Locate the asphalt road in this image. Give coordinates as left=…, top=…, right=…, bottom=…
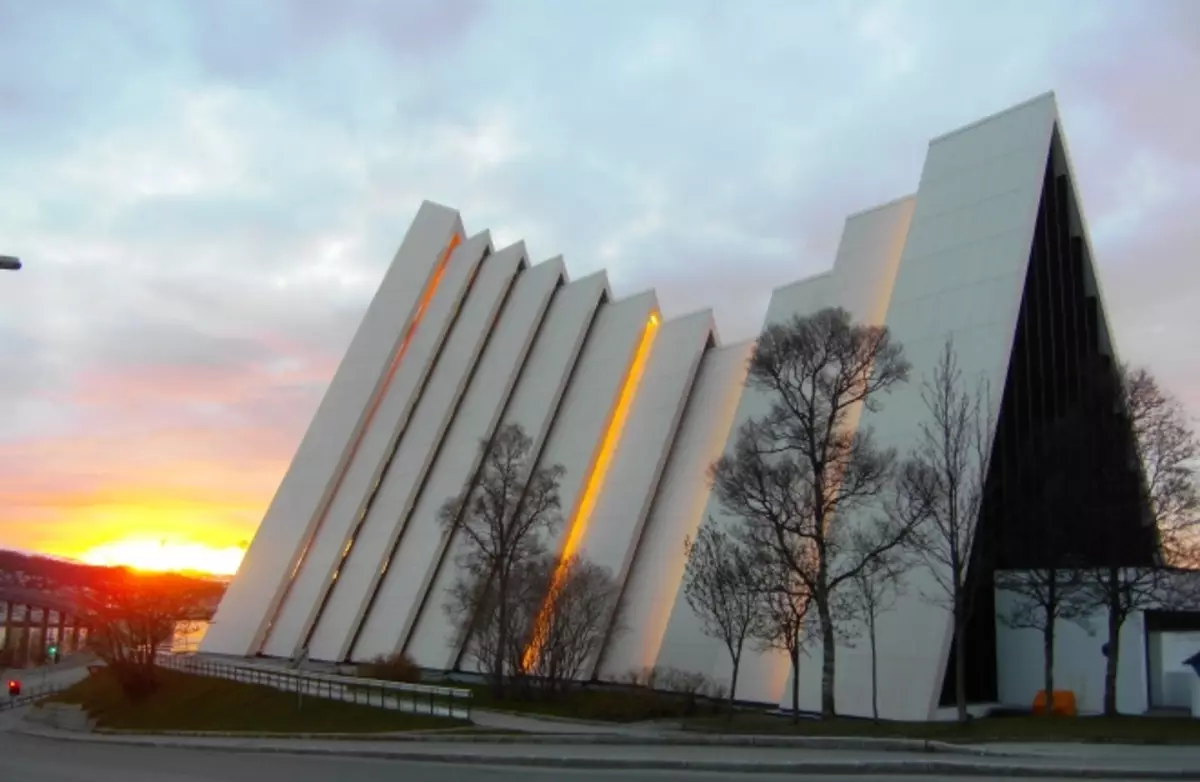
left=0, top=732, right=1115, bottom=782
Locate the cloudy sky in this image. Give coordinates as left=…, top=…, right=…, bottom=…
left=0, top=0, right=1196, bottom=570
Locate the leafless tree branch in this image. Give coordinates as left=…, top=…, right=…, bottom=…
left=710, top=307, right=913, bottom=717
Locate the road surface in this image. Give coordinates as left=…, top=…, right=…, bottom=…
left=0, top=732, right=1106, bottom=782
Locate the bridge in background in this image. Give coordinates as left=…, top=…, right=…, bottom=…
left=0, top=587, right=89, bottom=667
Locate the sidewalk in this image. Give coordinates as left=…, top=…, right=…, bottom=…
left=15, top=721, right=1200, bottom=779
left=469, top=708, right=662, bottom=734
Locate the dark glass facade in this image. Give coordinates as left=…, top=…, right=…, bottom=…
left=938, top=129, right=1158, bottom=706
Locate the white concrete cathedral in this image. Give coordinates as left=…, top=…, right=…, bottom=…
left=202, top=93, right=1129, bottom=720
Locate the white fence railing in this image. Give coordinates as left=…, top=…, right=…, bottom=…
left=155, top=653, right=473, bottom=720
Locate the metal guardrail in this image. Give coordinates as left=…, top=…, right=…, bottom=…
left=155, top=653, right=473, bottom=720
left=1, top=682, right=66, bottom=711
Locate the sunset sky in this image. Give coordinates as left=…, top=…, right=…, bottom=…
left=0, top=1, right=1197, bottom=575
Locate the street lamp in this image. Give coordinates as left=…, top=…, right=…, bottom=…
left=0, top=255, right=20, bottom=271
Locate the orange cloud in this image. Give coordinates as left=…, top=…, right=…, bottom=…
left=0, top=346, right=328, bottom=571
left=0, top=422, right=294, bottom=574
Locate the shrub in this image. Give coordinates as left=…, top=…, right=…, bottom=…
left=107, top=660, right=159, bottom=700
left=613, top=666, right=725, bottom=719
left=357, top=652, right=421, bottom=683
left=660, top=667, right=718, bottom=716
left=623, top=666, right=661, bottom=690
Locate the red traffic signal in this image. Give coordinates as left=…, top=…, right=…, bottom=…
left=7, top=680, right=20, bottom=697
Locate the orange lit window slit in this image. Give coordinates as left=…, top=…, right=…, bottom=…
left=523, top=312, right=661, bottom=669
left=259, top=232, right=461, bottom=649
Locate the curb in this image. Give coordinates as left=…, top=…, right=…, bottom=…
left=13, top=726, right=1200, bottom=779
left=83, top=727, right=997, bottom=756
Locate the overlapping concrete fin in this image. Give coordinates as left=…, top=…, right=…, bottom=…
left=201, top=201, right=464, bottom=657
left=260, top=230, right=492, bottom=659
left=408, top=270, right=610, bottom=669
left=306, top=241, right=528, bottom=662
left=581, top=308, right=719, bottom=678
left=351, top=255, right=565, bottom=662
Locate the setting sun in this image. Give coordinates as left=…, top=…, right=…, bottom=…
left=80, top=539, right=245, bottom=576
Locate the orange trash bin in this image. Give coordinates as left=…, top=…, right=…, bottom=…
left=1032, top=689, right=1077, bottom=716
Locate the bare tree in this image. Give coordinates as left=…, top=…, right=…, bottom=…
left=683, top=522, right=767, bottom=715
left=440, top=423, right=565, bottom=696
left=527, top=555, right=622, bottom=695
left=844, top=552, right=905, bottom=722
left=85, top=572, right=203, bottom=698
left=996, top=565, right=1091, bottom=713
left=445, top=558, right=543, bottom=692
left=710, top=307, right=913, bottom=717
left=751, top=559, right=812, bottom=724
left=1074, top=364, right=1200, bottom=715
left=898, top=339, right=993, bottom=722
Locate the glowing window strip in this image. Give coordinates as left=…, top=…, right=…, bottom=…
left=524, top=311, right=660, bottom=667
left=257, top=232, right=462, bottom=653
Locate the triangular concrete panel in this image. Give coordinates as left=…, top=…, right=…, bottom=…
left=789, top=93, right=1062, bottom=720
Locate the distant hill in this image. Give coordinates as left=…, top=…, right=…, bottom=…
left=0, top=549, right=227, bottom=616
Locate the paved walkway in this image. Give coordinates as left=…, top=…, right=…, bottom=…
left=189, top=655, right=670, bottom=735
left=469, top=708, right=665, bottom=734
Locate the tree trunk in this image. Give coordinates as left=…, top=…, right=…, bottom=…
left=954, top=600, right=968, bottom=723
left=818, top=597, right=837, bottom=718
left=1042, top=613, right=1056, bottom=718
left=1103, top=577, right=1122, bottom=717
left=869, top=613, right=879, bottom=723
left=727, top=654, right=741, bottom=723
left=791, top=646, right=801, bottom=724
left=493, top=576, right=508, bottom=699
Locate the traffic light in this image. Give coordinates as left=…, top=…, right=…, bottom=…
left=7, top=680, right=20, bottom=697
left=47, top=645, right=58, bottom=663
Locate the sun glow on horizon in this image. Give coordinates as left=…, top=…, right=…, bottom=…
left=80, top=539, right=246, bottom=576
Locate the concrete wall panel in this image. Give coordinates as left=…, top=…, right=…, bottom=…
left=827, top=196, right=916, bottom=326
left=579, top=310, right=713, bottom=579
left=202, top=201, right=463, bottom=657
left=405, top=272, right=611, bottom=669
left=350, top=257, right=564, bottom=662
left=574, top=311, right=713, bottom=675
left=654, top=272, right=840, bottom=703
left=598, top=340, right=752, bottom=681
left=534, top=292, right=660, bottom=575
left=260, top=231, right=490, bottom=659
left=305, top=244, right=527, bottom=662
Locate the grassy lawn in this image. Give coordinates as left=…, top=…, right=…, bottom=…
left=45, top=668, right=469, bottom=734
left=682, top=711, right=1200, bottom=744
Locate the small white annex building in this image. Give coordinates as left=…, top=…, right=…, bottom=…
left=996, top=571, right=1200, bottom=717
left=201, top=92, right=1192, bottom=720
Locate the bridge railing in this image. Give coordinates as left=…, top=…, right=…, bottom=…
left=0, top=681, right=68, bottom=711
left=154, top=653, right=473, bottom=720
